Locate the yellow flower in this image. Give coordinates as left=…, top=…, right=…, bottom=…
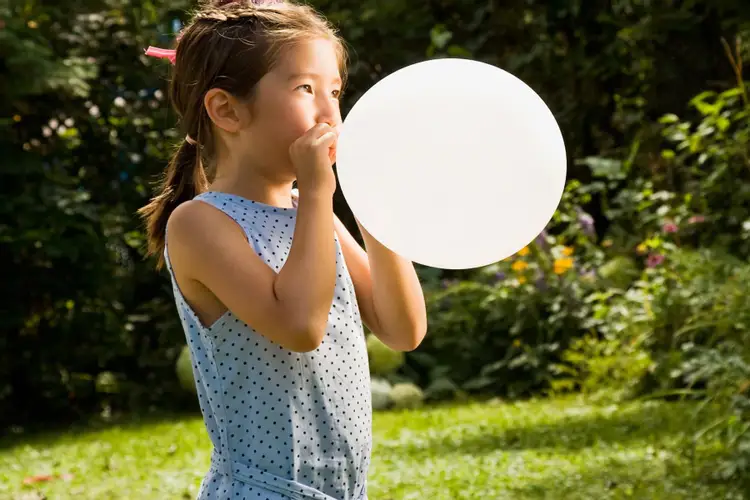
left=602, top=239, right=613, bottom=248
left=513, top=339, right=522, bottom=348
left=517, top=246, right=530, bottom=256
left=562, top=246, right=573, bottom=256
left=13, top=115, right=21, bottom=122
left=511, top=260, right=528, bottom=272
left=553, top=257, right=573, bottom=274
left=636, top=243, right=647, bottom=255
left=28, top=20, right=38, bottom=29
left=518, top=276, right=527, bottom=284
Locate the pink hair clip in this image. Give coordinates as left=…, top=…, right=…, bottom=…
left=144, top=46, right=176, bottom=65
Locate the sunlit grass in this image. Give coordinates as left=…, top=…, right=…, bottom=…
left=0, top=396, right=737, bottom=499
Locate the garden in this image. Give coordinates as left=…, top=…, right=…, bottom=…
left=2, top=0, right=750, bottom=498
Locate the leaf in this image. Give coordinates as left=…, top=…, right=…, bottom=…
left=577, top=157, right=626, bottom=180
left=659, top=113, right=680, bottom=124
left=429, top=25, right=453, bottom=50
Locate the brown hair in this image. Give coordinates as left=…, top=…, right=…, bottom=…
left=138, top=0, right=347, bottom=268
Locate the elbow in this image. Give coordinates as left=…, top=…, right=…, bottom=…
left=289, top=333, right=324, bottom=353
left=286, top=318, right=328, bottom=353
left=402, top=314, right=428, bottom=351
left=378, top=322, right=427, bottom=352
left=401, top=327, right=427, bottom=352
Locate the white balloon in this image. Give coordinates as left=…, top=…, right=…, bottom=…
left=336, top=58, right=567, bottom=270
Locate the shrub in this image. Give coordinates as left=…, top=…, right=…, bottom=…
left=408, top=182, right=605, bottom=398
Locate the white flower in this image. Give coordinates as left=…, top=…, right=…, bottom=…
left=114, top=96, right=126, bottom=108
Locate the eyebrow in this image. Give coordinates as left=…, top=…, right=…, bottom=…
left=287, top=72, right=342, bottom=85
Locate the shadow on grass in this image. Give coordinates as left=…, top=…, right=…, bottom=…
left=2, top=398, right=708, bottom=463
left=0, top=407, right=203, bottom=452
left=377, top=401, right=706, bottom=458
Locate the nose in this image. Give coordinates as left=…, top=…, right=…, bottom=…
left=316, top=94, right=341, bottom=127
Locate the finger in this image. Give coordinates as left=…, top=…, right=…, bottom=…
left=290, top=124, right=328, bottom=151
left=313, top=131, right=338, bottom=149
left=305, top=123, right=333, bottom=140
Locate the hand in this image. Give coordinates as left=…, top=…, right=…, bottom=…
left=289, top=123, right=339, bottom=196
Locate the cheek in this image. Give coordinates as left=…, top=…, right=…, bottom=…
left=282, top=101, right=316, bottom=138
left=257, top=101, right=314, bottom=150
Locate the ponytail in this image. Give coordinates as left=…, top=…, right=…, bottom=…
left=138, top=139, right=208, bottom=269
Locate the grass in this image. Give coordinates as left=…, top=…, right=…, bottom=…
left=0, top=395, right=739, bottom=500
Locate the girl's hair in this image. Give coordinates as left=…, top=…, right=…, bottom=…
left=138, top=0, right=348, bottom=268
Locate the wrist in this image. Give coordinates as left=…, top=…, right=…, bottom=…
left=296, top=180, right=335, bottom=200
left=296, top=185, right=335, bottom=205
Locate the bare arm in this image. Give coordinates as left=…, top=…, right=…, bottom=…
left=334, top=215, right=427, bottom=352
left=167, top=196, right=336, bottom=353
left=167, top=123, right=340, bottom=353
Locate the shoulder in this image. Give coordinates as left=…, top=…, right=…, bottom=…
left=166, top=199, right=246, bottom=263
left=168, top=199, right=224, bottom=239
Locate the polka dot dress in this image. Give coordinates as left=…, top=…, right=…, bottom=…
left=164, top=191, right=372, bottom=500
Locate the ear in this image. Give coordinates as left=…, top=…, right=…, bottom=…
left=203, top=88, right=249, bottom=134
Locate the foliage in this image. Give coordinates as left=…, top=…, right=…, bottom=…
left=683, top=342, right=750, bottom=485
left=366, top=334, right=405, bottom=377
left=407, top=182, right=603, bottom=398
left=370, top=377, right=393, bottom=410
left=552, top=284, right=654, bottom=399
left=638, top=248, right=750, bottom=484
left=590, top=38, right=750, bottom=257
left=388, top=382, right=424, bottom=409
left=0, top=397, right=739, bottom=499
left=3, top=0, right=750, bottom=459
left=572, top=57, right=750, bottom=477
left=1, top=0, right=193, bottom=428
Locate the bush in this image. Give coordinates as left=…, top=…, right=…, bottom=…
left=570, top=59, right=750, bottom=480
left=643, top=248, right=750, bottom=483
left=407, top=182, right=605, bottom=398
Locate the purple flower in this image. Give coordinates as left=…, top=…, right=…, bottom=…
left=579, top=269, right=597, bottom=283
left=441, top=279, right=458, bottom=289
left=494, top=272, right=506, bottom=283
left=646, top=253, right=665, bottom=268
left=535, top=230, right=549, bottom=249
left=577, top=209, right=596, bottom=237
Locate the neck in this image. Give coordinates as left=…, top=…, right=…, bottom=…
left=210, top=161, right=296, bottom=209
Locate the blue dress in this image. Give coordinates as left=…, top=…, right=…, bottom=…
left=164, top=191, right=372, bottom=500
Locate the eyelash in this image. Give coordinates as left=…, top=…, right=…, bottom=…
left=298, top=84, right=342, bottom=99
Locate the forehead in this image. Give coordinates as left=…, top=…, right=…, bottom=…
left=272, top=38, right=341, bottom=80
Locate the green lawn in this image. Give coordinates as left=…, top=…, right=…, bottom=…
left=0, top=396, right=738, bottom=499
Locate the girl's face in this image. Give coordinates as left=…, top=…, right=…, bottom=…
left=243, top=38, right=343, bottom=176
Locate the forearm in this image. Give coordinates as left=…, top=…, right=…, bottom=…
left=357, top=221, right=427, bottom=351
left=275, top=191, right=337, bottom=338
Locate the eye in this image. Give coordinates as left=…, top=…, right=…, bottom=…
left=331, top=89, right=342, bottom=99
left=296, top=84, right=313, bottom=93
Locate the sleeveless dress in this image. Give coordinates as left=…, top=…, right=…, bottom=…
left=164, top=191, right=373, bottom=500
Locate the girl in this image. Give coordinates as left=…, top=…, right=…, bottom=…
left=140, top=1, right=427, bottom=499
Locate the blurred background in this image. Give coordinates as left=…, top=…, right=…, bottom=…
left=2, top=0, right=750, bottom=498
